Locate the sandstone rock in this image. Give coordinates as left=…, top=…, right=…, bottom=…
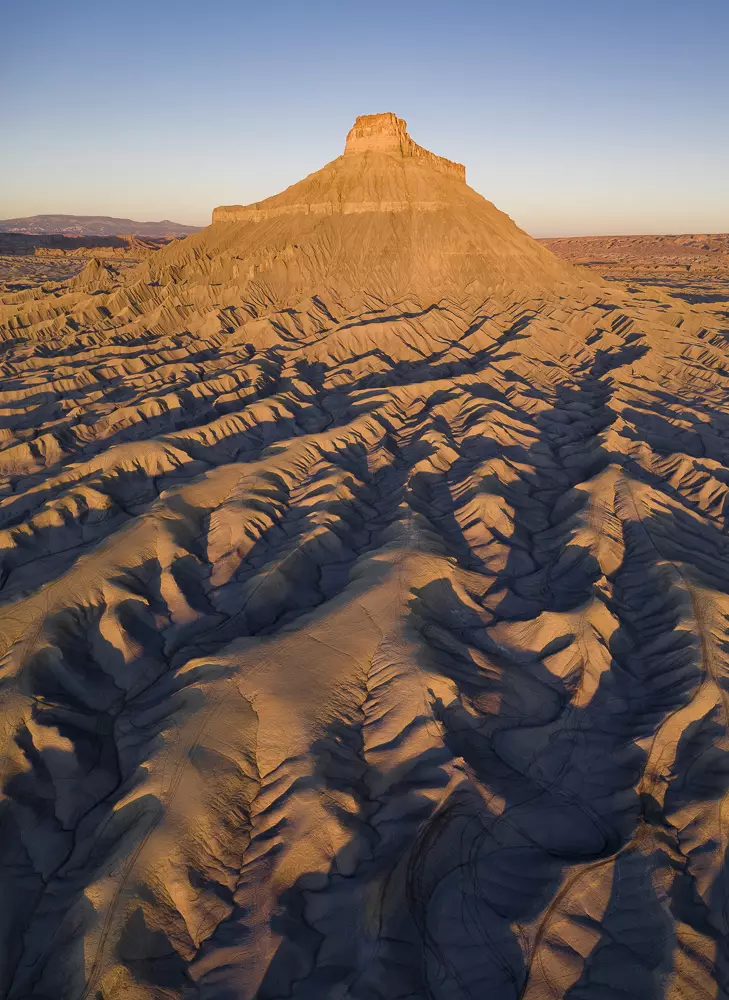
left=343, top=112, right=466, bottom=180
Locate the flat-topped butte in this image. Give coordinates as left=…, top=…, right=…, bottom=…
left=213, top=112, right=466, bottom=223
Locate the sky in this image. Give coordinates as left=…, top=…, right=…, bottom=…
left=1, top=0, right=728, bottom=236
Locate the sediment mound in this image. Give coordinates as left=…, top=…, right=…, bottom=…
left=1, top=114, right=728, bottom=1000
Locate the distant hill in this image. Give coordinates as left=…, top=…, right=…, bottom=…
left=0, top=214, right=201, bottom=237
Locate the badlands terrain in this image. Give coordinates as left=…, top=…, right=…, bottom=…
left=543, top=233, right=729, bottom=309
left=0, top=234, right=187, bottom=291
left=1, top=113, right=729, bottom=999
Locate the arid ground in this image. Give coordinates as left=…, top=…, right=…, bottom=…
left=543, top=232, right=729, bottom=309
left=1, top=115, right=729, bottom=999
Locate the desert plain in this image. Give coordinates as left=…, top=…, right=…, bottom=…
left=1, top=114, right=729, bottom=999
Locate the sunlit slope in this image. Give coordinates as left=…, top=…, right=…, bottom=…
left=0, top=117, right=574, bottom=346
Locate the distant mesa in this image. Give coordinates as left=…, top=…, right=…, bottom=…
left=0, top=214, right=201, bottom=238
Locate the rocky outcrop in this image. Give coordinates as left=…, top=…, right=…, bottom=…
left=343, top=112, right=466, bottom=180
left=212, top=198, right=451, bottom=223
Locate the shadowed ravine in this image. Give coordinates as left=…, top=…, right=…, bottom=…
left=2, top=114, right=729, bottom=999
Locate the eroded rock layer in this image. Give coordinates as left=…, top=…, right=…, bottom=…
left=1, top=118, right=729, bottom=1000
left=343, top=112, right=466, bottom=179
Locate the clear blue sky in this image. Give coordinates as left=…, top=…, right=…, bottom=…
left=1, top=0, right=728, bottom=236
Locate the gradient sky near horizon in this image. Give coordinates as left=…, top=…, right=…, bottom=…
left=2, top=0, right=728, bottom=236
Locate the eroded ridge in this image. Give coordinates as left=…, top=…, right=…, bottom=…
left=1, top=274, right=729, bottom=999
